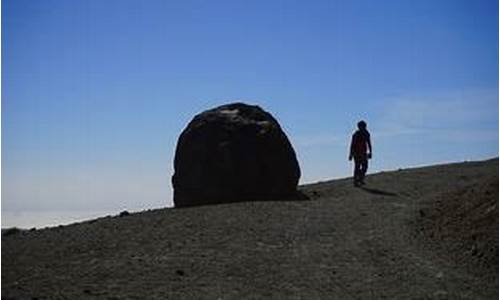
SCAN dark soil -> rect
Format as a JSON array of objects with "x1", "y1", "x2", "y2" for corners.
[{"x1": 2, "y1": 158, "x2": 498, "y2": 299}]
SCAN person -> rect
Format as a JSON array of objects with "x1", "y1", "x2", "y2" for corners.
[{"x1": 349, "y1": 120, "x2": 372, "y2": 187}]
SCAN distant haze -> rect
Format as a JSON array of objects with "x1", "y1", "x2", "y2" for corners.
[{"x1": 2, "y1": 0, "x2": 498, "y2": 228}]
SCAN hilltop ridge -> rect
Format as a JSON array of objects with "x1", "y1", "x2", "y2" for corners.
[{"x1": 2, "y1": 158, "x2": 498, "y2": 299}]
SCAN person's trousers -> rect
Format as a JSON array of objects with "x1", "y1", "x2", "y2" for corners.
[{"x1": 354, "y1": 157, "x2": 368, "y2": 183}]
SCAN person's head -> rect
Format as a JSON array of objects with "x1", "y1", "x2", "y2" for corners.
[{"x1": 357, "y1": 120, "x2": 367, "y2": 130}]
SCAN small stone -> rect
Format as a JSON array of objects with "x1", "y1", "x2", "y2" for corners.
[
  {"x1": 2, "y1": 227, "x2": 21, "y2": 237},
  {"x1": 119, "y1": 211, "x2": 130, "y2": 217}
]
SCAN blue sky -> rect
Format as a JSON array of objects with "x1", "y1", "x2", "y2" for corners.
[{"x1": 2, "y1": 0, "x2": 498, "y2": 227}]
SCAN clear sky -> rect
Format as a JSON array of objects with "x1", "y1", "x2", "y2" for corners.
[{"x1": 2, "y1": 0, "x2": 498, "y2": 228}]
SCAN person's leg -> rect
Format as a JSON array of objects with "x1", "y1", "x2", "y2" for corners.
[
  {"x1": 353, "y1": 158, "x2": 361, "y2": 186},
  {"x1": 360, "y1": 158, "x2": 368, "y2": 184}
]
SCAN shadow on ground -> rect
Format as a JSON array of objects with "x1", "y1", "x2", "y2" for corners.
[
  {"x1": 175, "y1": 190, "x2": 310, "y2": 208},
  {"x1": 360, "y1": 187, "x2": 398, "y2": 197}
]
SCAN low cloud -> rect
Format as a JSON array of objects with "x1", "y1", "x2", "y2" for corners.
[
  {"x1": 292, "y1": 133, "x2": 342, "y2": 147},
  {"x1": 374, "y1": 88, "x2": 498, "y2": 143}
]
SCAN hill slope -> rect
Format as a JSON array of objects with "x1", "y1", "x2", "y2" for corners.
[{"x1": 2, "y1": 159, "x2": 498, "y2": 299}]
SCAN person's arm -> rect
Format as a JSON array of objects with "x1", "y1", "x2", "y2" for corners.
[{"x1": 367, "y1": 133, "x2": 372, "y2": 159}]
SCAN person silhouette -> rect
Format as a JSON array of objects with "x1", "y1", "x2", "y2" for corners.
[{"x1": 349, "y1": 120, "x2": 372, "y2": 187}]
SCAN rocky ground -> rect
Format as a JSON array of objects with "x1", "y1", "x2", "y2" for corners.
[{"x1": 2, "y1": 158, "x2": 498, "y2": 299}]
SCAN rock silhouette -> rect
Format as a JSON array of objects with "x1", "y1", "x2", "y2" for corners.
[{"x1": 172, "y1": 102, "x2": 301, "y2": 207}]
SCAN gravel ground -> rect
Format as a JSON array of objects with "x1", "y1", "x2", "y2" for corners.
[{"x1": 2, "y1": 158, "x2": 498, "y2": 299}]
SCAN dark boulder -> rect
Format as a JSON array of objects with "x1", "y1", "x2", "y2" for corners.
[{"x1": 172, "y1": 102, "x2": 301, "y2": 207}]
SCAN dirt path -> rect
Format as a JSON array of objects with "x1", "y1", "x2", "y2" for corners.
[{"x1": 2, "y1": 159, "x2": 498, "y2": 299}]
